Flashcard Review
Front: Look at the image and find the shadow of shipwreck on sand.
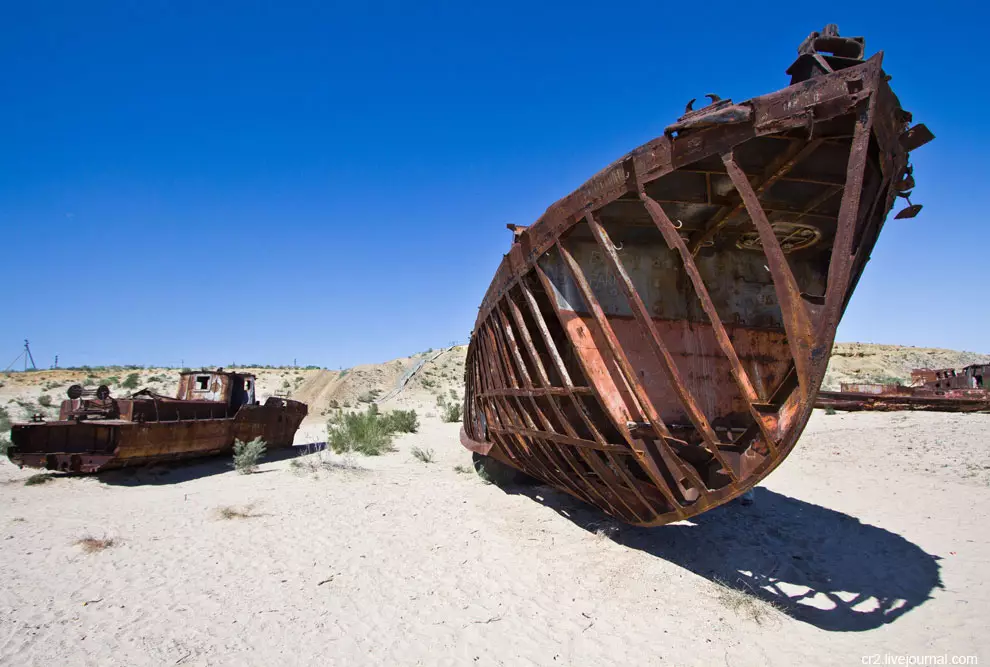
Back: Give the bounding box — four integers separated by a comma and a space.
96, 442, 326, 486
508, 485, 942, 632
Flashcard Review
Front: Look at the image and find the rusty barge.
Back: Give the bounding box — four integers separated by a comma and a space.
816, 364, 990, 412
7, 369, 307, 473
460, 25, 933, 526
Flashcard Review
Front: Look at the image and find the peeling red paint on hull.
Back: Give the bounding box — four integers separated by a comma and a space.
462, 25, 933, 527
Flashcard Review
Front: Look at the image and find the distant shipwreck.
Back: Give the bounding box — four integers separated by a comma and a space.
8, 369, 307, 473
817, 364, 990, 412
460, 25, 934, 526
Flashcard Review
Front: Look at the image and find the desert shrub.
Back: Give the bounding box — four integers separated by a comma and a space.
436, 395, 463, 423
1, 407, 13, 432
232, 437, 266, 474
824, 406, 837, 416
101, 376, 120, 386
327, 406, 402, 456
421, 378, 436, 389
25, 473, 55, 486
411, 446, 435, 463
121, 373, 140, 389
147, 374, 166, 383
83, 377, 96, 386
76, 536, 116, 553
327, 399, 340, 409
216, 505, 260, 520
357, 389, 381, 404
38, 395, 53, 408
383, 409, 418, 434
282, 380, 291, 389
453, 464, 472, 474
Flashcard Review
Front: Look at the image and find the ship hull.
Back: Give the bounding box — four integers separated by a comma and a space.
462, 50, 927, 526
9, 398, 307, 473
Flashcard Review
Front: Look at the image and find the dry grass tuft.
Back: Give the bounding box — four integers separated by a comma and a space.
712, 578, 783, 625
216, 504, 261, 520
453, 464, 472, 474
290, 449, 366, 476
24, 473, 56, 486
411, 446, 435, 463
76, 536, 116, 553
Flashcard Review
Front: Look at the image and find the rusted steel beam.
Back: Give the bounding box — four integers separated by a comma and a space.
688, 139, 822, 253
517, 276, 663, 521
488, 286, 646, 519
816, 103, 876, 383
477, 387, 594, 398
584, 212, 740, 481
678, 167, 844, 187
723, 152, 816, 400
638, 192, 780, 456
487, 305, 603, 500
546, 246, 709, 506
498, 297, 635, 516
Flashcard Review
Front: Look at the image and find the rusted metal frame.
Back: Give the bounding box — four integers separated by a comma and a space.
688, 139, 822, 254
492, 303, 558, 434
723, 153, 817, 401
791, 185, 843, 224
499, 294, 632, 515
487, 306, 591, 496
818, 100, 876, 370
543, 246, 708, 505
489, 425, 629, 453
638, 192, 779, 457
516, 275, 659, 521
584, 212, 740, 481
678, 168, 843, 188
632, 198, 840, 221
474, 323, 531, 464
477, 387, 594, 398
483, 316, 597, 499
468, 343, 500, 445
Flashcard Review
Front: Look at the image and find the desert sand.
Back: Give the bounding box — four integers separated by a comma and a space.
1, 346, 988, 666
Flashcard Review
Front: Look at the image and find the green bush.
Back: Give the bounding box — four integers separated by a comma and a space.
37, 395, 53, 408
0, 407, 11, 432
101, 376, 121, 387
436, 395, 463, 423
233, 437, 267, 474
121, 373, 140, 390
328, 406, 396, 456
383, 409, 418, 434
327, 405, 417, 456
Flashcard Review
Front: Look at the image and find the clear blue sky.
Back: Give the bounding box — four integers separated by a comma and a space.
2, 1, 986, 369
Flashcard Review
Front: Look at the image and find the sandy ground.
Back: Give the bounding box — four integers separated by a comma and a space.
1, 408, 987, 666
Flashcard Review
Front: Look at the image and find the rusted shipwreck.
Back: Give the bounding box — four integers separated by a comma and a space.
7, 369, 307, 472
816, 364, 990, 412
460, 25, 933, 526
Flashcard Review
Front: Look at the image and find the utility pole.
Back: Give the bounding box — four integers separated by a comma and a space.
23, 340, 36, 371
